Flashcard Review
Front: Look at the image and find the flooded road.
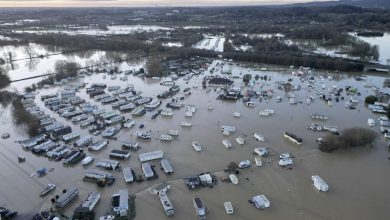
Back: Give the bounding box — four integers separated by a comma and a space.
0, 60, 390, 220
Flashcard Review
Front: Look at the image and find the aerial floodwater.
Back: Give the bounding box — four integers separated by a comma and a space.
1, 58, 390, 220
0, 3, 390, 220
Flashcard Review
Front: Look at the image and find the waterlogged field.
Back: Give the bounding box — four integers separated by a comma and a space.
13, 25, 174, 36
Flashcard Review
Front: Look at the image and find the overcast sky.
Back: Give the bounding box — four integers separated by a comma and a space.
0, 0, 328, 7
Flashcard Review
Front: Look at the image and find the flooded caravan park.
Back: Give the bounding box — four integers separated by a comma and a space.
0, 51, 390, 220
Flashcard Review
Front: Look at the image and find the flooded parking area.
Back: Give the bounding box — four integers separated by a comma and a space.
1, 59, 390, 220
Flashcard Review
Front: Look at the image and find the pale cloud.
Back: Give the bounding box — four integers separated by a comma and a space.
0, 0, 325, 7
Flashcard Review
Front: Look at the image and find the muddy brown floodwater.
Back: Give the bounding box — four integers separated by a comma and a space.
1, 60, 390, 220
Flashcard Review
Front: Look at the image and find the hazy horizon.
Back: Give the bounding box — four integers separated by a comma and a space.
0, 0, 334, 8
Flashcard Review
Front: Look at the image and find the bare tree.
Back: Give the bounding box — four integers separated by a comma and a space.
3, 51, 15, 69
105, 51, 124, 63
146, 57, 162, 77
319, 127, 376, 152
24, 45, 37, 60
54, 60, 81, 79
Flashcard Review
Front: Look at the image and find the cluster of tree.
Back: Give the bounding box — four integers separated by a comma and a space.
170, 29, 204, 47
286, 25, 379, 60
166, 46, 364, 72
24, 60, 82, 92
319, 127, 377, 152
54, 60, 80, 79
146, 57, 162, 77
223, 40, 235, 53
287, 26, 351, 46
155, 5, 390, 31
223, 51, 365, 72
252, 37, 300, 53
365, 95, 378, 104
12, 98, 40, 136
12, 33, 171, 57
0, 90, 15, 107
168, 47, 219, 60
1, 4, 389, 33
0, 67, 10, 89
349, 41, 379, 61
0, 39, 28, 47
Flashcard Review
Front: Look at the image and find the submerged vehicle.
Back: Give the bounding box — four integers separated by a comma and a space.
368, 118, 375, 127
229, 174, 238, 185
192, 141, 202, 152
123, 119, 135, 128
279, 158, 293, 167
168, 130, 179, 136
253, 133, 265, 141
32, 168, 49, 177
180, 122, 192, 127
1, 133, 10, 139
312, 175, 329, 192
249, 195, 270, 209
236, 136, 245, 145
135, 131, 151, 139
222, 140, 232, 149
224, 202, 234, 214
279, 153, 292, 159
254, 147, 269, 157
40, 184, 56, 197
0, 207, 18, 219
160, 134, 173, 141
161, 108, 173, 116
255, 156, 262, 167
238, 160, 251, 168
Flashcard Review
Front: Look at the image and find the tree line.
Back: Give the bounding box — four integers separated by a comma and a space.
319, 127, 376, 152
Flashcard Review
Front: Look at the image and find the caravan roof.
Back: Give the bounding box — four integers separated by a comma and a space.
250, 195, 270, 209
312, 175, 329, 192
55, 187, 78, 208
113, 189, 129, 216
96, 159, 120, 170
142, 162, 155, 179
139, 150, 164, 162
160, 158, 173, 174
122, 167, 134, 183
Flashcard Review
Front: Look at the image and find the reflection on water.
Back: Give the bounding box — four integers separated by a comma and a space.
0, 43, 61, 61
0, 43, 138, 83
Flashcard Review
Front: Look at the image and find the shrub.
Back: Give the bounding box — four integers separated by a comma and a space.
0, 69, 10, 89
387, 104, 390, 119
365, 95, 378, 104
12, 98, 40, 136
319, 127, 376, 152
146, 57, 162, 77
54, 60, 80, 79
0, 91, 15, 107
